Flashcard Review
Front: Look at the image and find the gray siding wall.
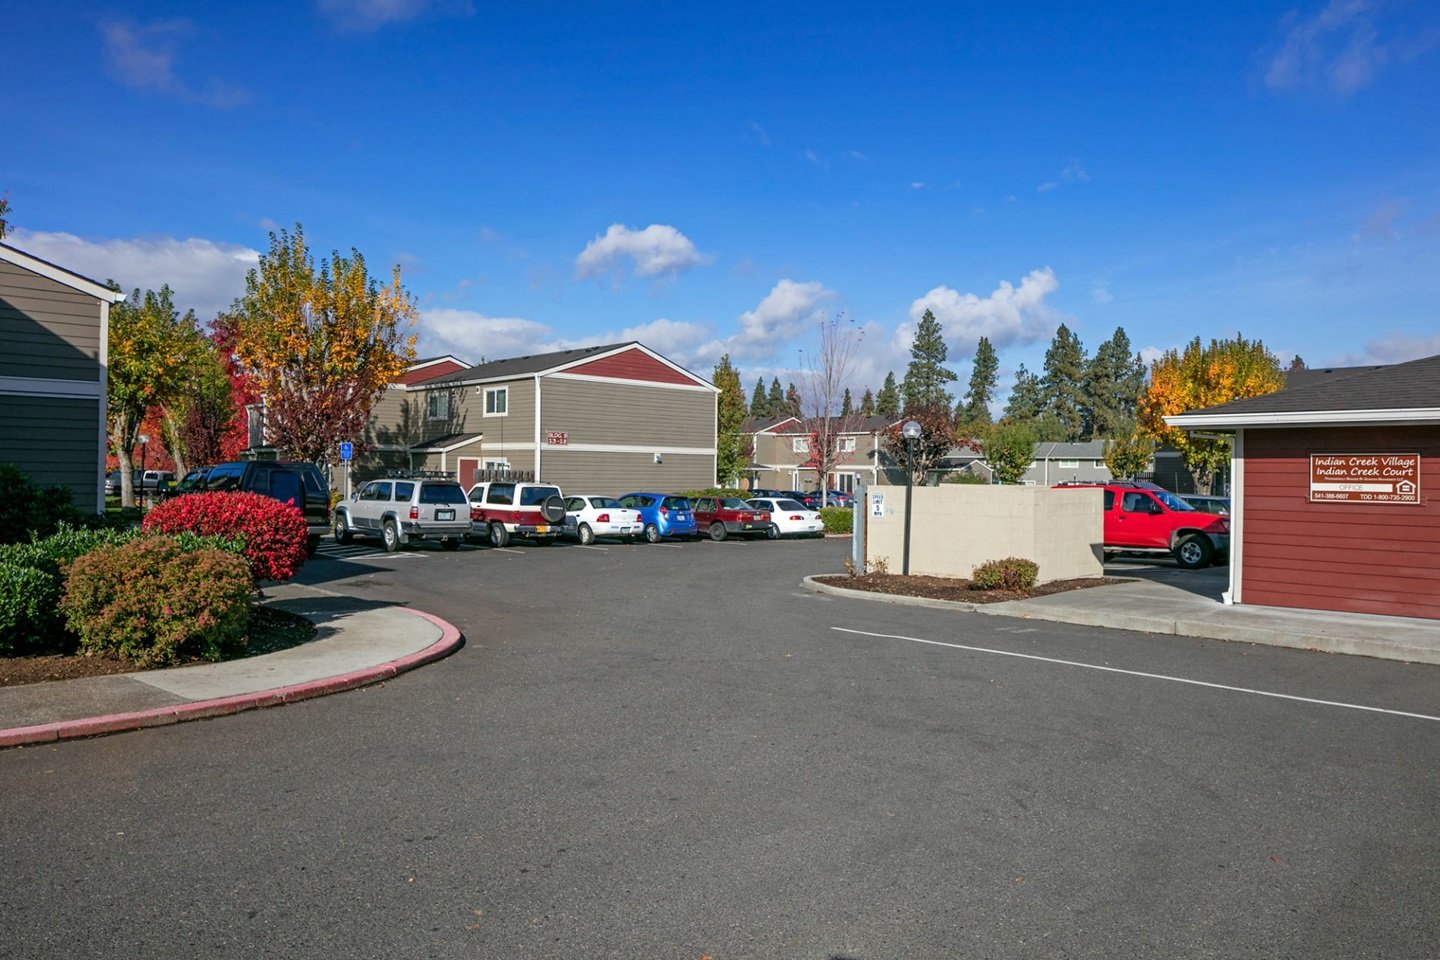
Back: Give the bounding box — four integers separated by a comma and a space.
0, 260, 103, 381
540, 377, 714, 448
0, 395, 102, 512
537, 450, 714, 494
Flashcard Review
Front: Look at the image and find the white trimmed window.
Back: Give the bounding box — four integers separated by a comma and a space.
837, 437, 857, 453
484, 386, 508, 416
1059, 459, 1079, 469
792, 437, 810, 453
426, 390, 450, 420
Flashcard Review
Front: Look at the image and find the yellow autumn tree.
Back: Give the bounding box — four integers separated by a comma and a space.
229, 225, 417, 467
1137, 334, 1284, 492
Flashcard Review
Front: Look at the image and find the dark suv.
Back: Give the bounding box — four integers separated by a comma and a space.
171, 461, 332, 554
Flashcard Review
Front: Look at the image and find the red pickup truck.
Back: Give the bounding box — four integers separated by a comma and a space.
1054, 482, 1229, 568
690, 496, 774, 541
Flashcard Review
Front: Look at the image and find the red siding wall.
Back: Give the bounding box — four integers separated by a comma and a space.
567, 348, 699, 386
1242, 426, 1440, 620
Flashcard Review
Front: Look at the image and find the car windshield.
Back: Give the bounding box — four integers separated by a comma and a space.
589, 497, 622, 508
420, 483, 467, 504
1152, 490, 1194, 511
520, 486, 562, 506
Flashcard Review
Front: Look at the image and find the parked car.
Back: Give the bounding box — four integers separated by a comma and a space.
468, 480, 567, 547
780, 489, 822, 509
617, 492, 698, 542
562, 495, 644, 544
1053, 481, 1229, 568
747, 496, 824, 538
1179, 494, 1231, 515
105, 469, 175, 497
810, 489, 854, 508
332, 476, 470, 552
171, 460, 330, 555
748, 488, 786, 498
690, 496, 774, 541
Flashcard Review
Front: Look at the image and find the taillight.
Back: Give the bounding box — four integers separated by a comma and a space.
410, 506, 419, 520
789, 514, 803, 520
660, 506, 669, 515
596, 513, 610, 522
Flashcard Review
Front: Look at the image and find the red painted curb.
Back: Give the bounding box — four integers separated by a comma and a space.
0, 607, 463, 749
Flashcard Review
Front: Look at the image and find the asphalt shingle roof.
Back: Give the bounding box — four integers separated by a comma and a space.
1185, 353, 1440, 417
430, 342, 631, 383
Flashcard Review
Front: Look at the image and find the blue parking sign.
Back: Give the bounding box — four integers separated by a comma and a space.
339, 442, 353, 462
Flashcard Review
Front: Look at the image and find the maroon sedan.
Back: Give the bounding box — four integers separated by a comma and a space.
690, 496, 773, 541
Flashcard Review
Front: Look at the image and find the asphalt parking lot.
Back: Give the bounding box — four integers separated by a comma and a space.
4, 535, 1438, 959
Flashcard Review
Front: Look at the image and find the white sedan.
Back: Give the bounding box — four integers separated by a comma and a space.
746, 497, 824, 538
562, 495, 645, 544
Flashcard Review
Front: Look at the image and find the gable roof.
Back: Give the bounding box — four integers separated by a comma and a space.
0, 241, 127, 303
422, 341, 714, 391
398, 356, 471, 385
1166, 353, 1440, 428
742, 414, 898, 435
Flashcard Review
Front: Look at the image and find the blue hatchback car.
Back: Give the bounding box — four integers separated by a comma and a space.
617, 492, 698, 542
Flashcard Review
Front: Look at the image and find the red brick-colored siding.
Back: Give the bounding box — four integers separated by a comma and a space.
399, 359, 468, 385
566, 348, 699, 386
1241, 426, 1440, 620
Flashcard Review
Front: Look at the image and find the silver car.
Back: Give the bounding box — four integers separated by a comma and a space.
332, 477, 471, 552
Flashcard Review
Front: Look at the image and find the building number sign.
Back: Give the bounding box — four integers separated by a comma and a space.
1309, 453, 1421, 504
545, 432, 569, 446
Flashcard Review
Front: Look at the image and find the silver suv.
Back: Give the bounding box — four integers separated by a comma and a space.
332, 476, 470, 552
467, 480, 566, 547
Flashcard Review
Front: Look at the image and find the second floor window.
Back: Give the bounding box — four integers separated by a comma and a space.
837, 437, 857, 453
426, 391, 450, 420
792, 437, 810, 454
484, 386, 508, 416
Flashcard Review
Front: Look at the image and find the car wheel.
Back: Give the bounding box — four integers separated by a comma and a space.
332, 513, 352, 545
1174, 534, 1213, 569
578, 523, 595, 545
540, 495, 567, 524
441, 537, 460, 551
382, 520, 401, 553
644, 523, 661, 543
306, 534, 320, 557
489, 523, 510, 548
709, 523, 727, 542
766, 523, 780, 540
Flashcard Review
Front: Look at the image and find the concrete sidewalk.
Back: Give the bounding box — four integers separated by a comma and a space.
0, 584, 463, 748
807, 561, 1440, 666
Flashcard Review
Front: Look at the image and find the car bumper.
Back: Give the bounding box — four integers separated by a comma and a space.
401, 521, 470, 539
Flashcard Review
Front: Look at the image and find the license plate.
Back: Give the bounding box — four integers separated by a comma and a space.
436, 509, 455, 520
535, 525, 549, 533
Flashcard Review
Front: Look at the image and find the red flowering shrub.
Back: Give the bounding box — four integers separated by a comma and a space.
143, 491, 309, 582
61, 536, 253, 665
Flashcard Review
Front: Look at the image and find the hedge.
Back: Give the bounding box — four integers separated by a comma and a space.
143, 491, 309, 582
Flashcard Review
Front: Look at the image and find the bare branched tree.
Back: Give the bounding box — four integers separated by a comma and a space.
796, 314, 866, 492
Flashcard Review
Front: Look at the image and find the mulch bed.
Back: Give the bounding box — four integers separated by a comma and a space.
813, 572, 1129, 603
0, 606, 316, 689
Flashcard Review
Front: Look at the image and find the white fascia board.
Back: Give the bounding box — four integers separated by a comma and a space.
546, 371, 716, 393
1166, 408, 1440, 428
543, 443, 716, 456
0, 244, 126, 302
412, 435, 485, 454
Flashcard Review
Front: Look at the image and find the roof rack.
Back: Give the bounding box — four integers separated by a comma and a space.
384, 469, 456, 480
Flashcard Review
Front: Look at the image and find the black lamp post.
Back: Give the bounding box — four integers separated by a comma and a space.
901, 419, 922, 575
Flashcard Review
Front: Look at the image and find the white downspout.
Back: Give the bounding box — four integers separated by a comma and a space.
533, 374, 542, 479
1224, 429, 1244, 605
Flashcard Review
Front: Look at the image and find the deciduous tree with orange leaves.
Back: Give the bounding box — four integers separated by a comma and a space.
228, 225, 417, 468
1137, 334, 1284, 492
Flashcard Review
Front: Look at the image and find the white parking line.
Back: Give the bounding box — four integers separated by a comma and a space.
576, 545, 610, 552
333, 551, 423, 561
832, 626, 1440, 723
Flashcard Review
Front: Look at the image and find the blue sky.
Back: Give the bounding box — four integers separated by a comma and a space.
7, 0, 1440, 408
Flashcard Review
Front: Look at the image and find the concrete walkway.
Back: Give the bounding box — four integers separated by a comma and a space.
0, 583, 462, 748
806, 560, 1440, 666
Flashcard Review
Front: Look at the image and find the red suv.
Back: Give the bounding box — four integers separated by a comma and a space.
1054, 482, 1229, 569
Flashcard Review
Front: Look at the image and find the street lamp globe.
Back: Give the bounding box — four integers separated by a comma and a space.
902, 420, 922, 440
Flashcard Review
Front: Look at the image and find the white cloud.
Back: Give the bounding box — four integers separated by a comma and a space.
907, 267, 1066, 353
1265, 0, 1439, 95
316, 0, 471, 31
10, 228, 258, 318
1037, 159, 1089, 194
101, 20, 249, 108
694, 279, 834, 364
1091, 281, 1114, 304
1138, 345, 1166, 367
1341, 332, 1440, 365
575, 224, 708, 281
607, 318, 711, 362
418, 309, 553, 362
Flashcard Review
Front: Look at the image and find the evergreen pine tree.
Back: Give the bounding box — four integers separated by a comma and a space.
901, 309, 958, 412
1083, 327, 1146, 439
1003, 364, 1045, 421
875, 372, 901, 419
785, 382, 801, 417
767, 377, 785, 417
749, 377, 769, 418
712, 355, 748, 486
840, 387, 853, 416
960, 336, 998, 426
860, 388, 876, 417
1040, 324, 1088, 440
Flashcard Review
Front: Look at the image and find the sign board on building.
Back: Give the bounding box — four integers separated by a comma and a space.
545, 431, 568, 446
1309, 453, 1421, 504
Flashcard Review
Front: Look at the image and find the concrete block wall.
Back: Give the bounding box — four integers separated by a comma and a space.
863, 485, 1103, 583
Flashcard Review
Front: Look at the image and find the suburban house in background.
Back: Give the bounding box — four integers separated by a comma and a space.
359, 341, 718, 492
0, 241, 125, 513
742, 415, 894, 493
1166, 353, 1440, 621
934, 440, 1139, 487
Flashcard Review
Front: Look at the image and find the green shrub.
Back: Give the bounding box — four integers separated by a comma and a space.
677, 487, 751, 500
971, 557, 1040, 591
0, 562, 56, 654
819, 506, 852, 534
0, 464, 95, 545
61, 536, 254, 665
